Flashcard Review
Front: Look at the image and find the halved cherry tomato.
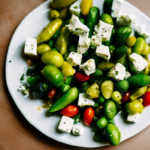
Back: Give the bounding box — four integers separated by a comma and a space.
122, 90, 131, 103
83, 107, 95, 126
74, 72, 90, 82
143, 91, 150, 107
48, 88, 57, 100
60, 105, 79, 117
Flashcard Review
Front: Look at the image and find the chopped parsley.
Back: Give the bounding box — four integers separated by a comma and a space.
20, 74, 24, 81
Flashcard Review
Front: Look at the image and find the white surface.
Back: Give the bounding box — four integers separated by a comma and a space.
5, 0, 150, 148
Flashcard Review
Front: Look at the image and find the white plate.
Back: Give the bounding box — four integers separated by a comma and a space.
5, 0, 150, 148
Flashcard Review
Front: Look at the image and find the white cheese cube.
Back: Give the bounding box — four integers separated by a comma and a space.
77, 33, 90, 54
80, 59, 96, 75
18, 85, 26, 91
127, 113, 139, 123
72, 125, 84, 135
135, 23, 150, 39
111, 0, 124, 18
69, 1, 81, 16
94, 21, 113, 42
58, 116, 74, 133
129, 53, 148, 72
95, 44, 111, 61
116, 12, 136, 27
24, 37, 37, 56
67, 52, 82, 66
91, 35, 102, 46
78, 93, 95, 107
125, 71, 131, 79
109, 63, 126, 80
67, 15, 89, 36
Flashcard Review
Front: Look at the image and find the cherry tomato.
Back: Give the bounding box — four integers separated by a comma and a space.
48, 88, 57, 100
74, 72, 90, 82
83, 107, 95, 126
60, 105, 79, 117
143, 91, 150, 107
122, 90, 131, 103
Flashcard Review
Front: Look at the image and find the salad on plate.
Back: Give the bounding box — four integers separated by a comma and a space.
18, 0, 150, 146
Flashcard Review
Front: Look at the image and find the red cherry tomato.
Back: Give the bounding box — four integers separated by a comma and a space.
143, 91, 150, 107
83, 107, 95, 126
122, 90, 131, 103
74, 72, 90, 82
48, 88, 57, 100
60, 105, 79, 117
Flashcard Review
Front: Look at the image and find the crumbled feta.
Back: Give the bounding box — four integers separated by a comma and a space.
72, 125, 84, 135
125, 71, 131, 79
67, 52, 82, 66
95, 44, 111, 61
24, 37, 37, 56
67, 15, 89, 36
111, 0, 125, 18
90, 35, 101, 46
94, 20, 113, 42
78, 93, 95, 107
69, 1, 81, 16
109, 63, 126, 80
80, 59, 96, 75
116, 12, 136, 27
18, 86, 26, 91
129, 53, 148, 72
58, 116, 74, 133
18, 86, 29, 96
77, 33, 90, 54
135, 23, 150, 39
127, 113, 139, 123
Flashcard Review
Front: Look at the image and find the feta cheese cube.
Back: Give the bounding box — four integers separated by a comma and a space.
135, 23, 150, 39
94, 21, 113, 42
67, 15, 89, 36
116, 12, 136, 27
24, 37, 37, 56
72, 125, 84, 135
111, 0, 124, 18
125, 71, 131, 79
109, 63, 126, 80
95, 44, 111, 61
78, 93, 95, 107
58, 116, 74, 133
80, 59, 96, 75
67, 52, 82, 66
77, 33, 90, 54
129, 53, 148, 72
69, 1, 81, 16
18, 85, 26, 91
127, 113, 139, 123
90, 35, 102, 46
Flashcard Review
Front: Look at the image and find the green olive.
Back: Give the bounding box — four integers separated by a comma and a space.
125, 99, 144, 114
97, 61, 115, 71
97, 116, 108, 129
141, 43, 150, 56
50, 10, 60, 19
37, 44, 51, 55
41, 51, 64, 67
101, 80, 114, 99
100, 13, 114, 25
111, 91, 122, 103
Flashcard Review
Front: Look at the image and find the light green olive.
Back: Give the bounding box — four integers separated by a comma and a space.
37, 44, 51, 55
111, 91, 122, 104
41, 51, 64, 67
